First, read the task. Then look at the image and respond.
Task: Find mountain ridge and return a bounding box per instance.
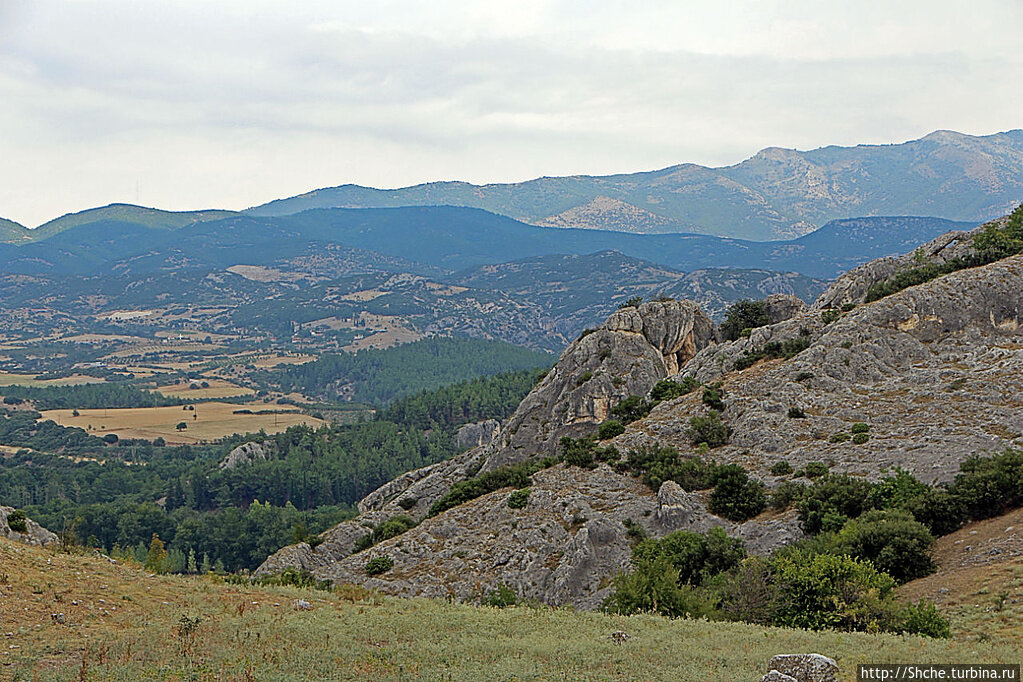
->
[246,129,1023,240]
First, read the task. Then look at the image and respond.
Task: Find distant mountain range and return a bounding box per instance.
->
[0,206,972,279]
[247,129,1023,240]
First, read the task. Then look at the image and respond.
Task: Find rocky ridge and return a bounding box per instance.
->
[256,220,1023,607]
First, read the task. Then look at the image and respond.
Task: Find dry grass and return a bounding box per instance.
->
[899,509,1023,647]
[40,402,324,444]
[155,379,254,400]
[1,537,1019,681]
[0,373,106,388]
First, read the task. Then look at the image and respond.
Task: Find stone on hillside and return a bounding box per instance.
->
[763,294,807,324]
[219,441,277,470]
[0,506,58,547]
[761,672,799,682]
[766,654,838,682]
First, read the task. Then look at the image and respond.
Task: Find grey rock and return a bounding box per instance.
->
[219,441,277,470]
[454,419,501,451]
[0,506,58,547]
[762,672,799,682]
[767,654,839,682]
[764,294,808,324]
[292,599,312,611]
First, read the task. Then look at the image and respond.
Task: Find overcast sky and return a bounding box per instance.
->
[1,0,1021,227]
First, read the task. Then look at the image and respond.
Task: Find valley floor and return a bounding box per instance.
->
[1,538,1019,681]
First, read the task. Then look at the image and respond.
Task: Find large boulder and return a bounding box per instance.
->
[1,506,58,547]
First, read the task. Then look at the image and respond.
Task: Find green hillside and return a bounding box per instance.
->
[0,216,30,243]
[30,203,236,240]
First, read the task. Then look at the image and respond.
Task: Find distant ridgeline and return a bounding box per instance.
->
[0,205,976,279]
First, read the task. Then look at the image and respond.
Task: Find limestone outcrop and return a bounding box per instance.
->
[1,506,58,547]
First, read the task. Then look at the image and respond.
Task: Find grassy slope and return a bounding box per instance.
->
[898,507,1023,646]
[1,538,1018,681]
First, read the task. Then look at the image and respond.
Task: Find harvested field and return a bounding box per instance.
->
[41,402,323,444]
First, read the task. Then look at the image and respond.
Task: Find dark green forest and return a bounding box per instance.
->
[0,368,540,572]
[259,336,552,405]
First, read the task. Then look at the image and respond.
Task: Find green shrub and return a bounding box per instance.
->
[610,396,651,424]
[721,300,770,341]
[829,431,850,443]
[597,420,625,440]
[770,461,794,476]
[687,412,732,448]
[898,600,951,638]
[507,488,530,509]
[821,309,841,325]
[786,407,806,419]
[619,296,643,309]
[576,371,593,386]
[733,332,812,371]
[624,446,717,491]
[946,449,1023,520]
[769,552,897,632]
[650,376,699,404]
[770,481,808,510]
[831,509,936,583]
[428,457,558,517]
[364,556,394,575]
[701,383,726,411]
[396,497,418,511]
[794,372,814,382]
[852,432,869,445]
[709,465,766,522]
[803,462,829,479]
[7,509,28,533]
[483,583,517,607]
[851,422,870,434]
[352,515,419,553]
[797,474,876,534]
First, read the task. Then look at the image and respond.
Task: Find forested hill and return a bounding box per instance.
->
[0,207,974,279]
[257,337,553,405]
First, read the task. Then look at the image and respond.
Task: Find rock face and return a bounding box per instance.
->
[1,506,58,547]
[351,299,717,518]
[620,253,1023,485]
[454,419,501,451]
[764,294,808,324]
[256,242,1023,609]
[220,441,277,470]
[812,220,997,310]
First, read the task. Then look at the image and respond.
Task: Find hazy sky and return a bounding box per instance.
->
[2,0,1021,227]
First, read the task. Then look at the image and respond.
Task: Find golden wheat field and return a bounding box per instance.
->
[40,402,324,444]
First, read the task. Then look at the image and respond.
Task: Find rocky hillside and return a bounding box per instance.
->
[249,129,1023,240]
[255,213,1023,607]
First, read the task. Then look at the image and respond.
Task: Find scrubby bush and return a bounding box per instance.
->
[507,489,530,509]
[770,481,808,510]
[829,431,850,443]
[852,432,869,445]
[701,383,726,411]
[687,412,732,448]
[831,509,936,583]
[364,555,394,575]
[803,462,829,479]
[770,461,794,476]
[851,422,870,434]
[483,583,517,607]
[721,299,770,341]
[650,376,699,404]
[610,396,651,424]
[624,446,717,491]
[6,509,27,533]
[947,450,1023,520]
[597,419,625,440]
[709,465,766,522]
[797,474,876,534]
[787,407,806,419]
[353,515,419,553]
